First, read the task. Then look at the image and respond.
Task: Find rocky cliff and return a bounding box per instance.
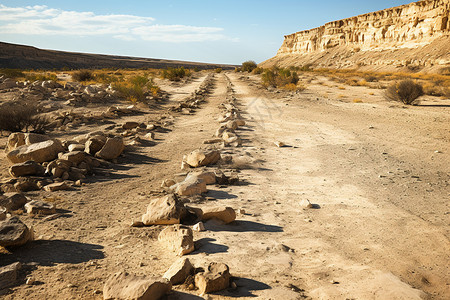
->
[261,0,450,73]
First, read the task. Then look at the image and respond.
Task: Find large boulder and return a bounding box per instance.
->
[183,149,221,168]
[95,137,124,160]
[158,225,194,256]
[103,272,171,300]
[0,193,28,212]
[9,161,45,177]
[194,263,231,294]
[7,140,64,163]
[141,194,186,226]
[5,132,51,153]
[186,171,216,185]
[202,207,236,224]
[172,177,207,197]
[0,217,32,247]
[163,258,194,285]
[85,137,105,155]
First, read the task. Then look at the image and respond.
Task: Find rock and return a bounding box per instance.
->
[141,194,186,226]
[96,137,124,160]
[0,262,21,290]
[158,225,195,256]
[183,149,221,168]
[236,119,246,126]
[5,133,51,152]
[43,182,69,192]
[122,122,140,130]
[203,138,223,144]
[225,120,238,130]
[0,217,32,247]
[0,78,17,89]
[163,258,194,285]
[202,207,236,224]
[9,161,45,177]
[143,132,155,140]
[161,179,176,188]
[0,192,28,211]
[186,171,216,185]
[24,200,56,215]
[0,207,5,221]
[7,140,64,164]
[193,222,205,232]
[14,179,39,192]
[194,263,231,294]
[274,141,285,147]
[85,137,105,155]
[68,143,85,152]
[103,271,171,300]
[58,151,86,165]
[173,177,207,197]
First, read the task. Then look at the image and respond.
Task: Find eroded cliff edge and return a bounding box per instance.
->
[261,0,450,73]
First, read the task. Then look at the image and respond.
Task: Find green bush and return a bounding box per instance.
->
[242,61,257,73]
[0,101,49,133]
[72,70,94,82]
[161,67,191,81]
[385,80,424,105]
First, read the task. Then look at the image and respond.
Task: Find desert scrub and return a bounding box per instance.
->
[252,67,264,75]
[25,72,58,82]
[0,68,25,79]
[385,80,424,105]
[112,75,160,103]
[261,68,299,88]
[241,61,257,73]
[72,70,94,82]
[214,68,223,73]
[0,101,49,133]
[161,67,191,81]
[283,83,307,92]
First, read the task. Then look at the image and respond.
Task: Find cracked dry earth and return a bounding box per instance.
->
[1,72,449,299]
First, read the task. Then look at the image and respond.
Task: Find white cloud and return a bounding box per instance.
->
[0,4,234,42]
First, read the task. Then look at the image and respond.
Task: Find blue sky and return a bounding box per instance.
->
[0,1,413,64]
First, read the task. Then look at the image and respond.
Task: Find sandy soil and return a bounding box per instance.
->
[0,71,449,299]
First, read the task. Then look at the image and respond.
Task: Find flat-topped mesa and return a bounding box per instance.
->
[278,0,450,55]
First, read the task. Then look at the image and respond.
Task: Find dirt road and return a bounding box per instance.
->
[1,72,449,299]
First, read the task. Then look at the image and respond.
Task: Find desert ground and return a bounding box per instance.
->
[0,70,449,300]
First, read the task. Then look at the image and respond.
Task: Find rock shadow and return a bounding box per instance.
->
[206,190,238,200]
[213,277,271,297]
[166,291,204,299]
[193,238,228,254]
[205,220,283,233]
[1,240,104,267]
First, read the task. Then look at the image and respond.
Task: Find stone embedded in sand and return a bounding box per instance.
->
[7,140,64,164]
[0,192,28,212]
[194,262,231,294]
[68,143,85,152]
[161,179,176,188]
[24,200,56,215]
[122,122,140,130]
[173,177,207,197]
[85,138,105,155]
[9,161,45,177]
[203,138,223,144]
[225,120,238,130]
[202,207,236,224]
[163,258,194,285]
[0,217,32,247]
[236,119,246,126]
[95,137,125,160]
[183,149,221,168]
[5,132,51,153]
[103,272,171,300]
[43,182,69,192]
[0,262,21,290]
[274,141,285,148]
[141,194,186,226]
[158,224,195,256]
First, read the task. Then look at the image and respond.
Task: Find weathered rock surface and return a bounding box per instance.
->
[0,262,21,290]
[5,133,51,152]
[9,161,45,177]
[103,271,171,300]
[0,217,32,247]
[141,194,186,226]
[194,263,231,294]
[158,225,194,256]
[58,151,86,165]
[183,149,221,168]
[202,207,236,224]
[24,200,56,215]
[96,137,124,160]
[173,177,207,197]
[186,171,216,185]
[7,140,64,164]
[85,138,105,155]
[163,258,194,285]
[43,182,69,192]
[0,207,6,221]
[0,192,28,211]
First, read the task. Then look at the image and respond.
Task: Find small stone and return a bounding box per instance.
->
[141,194,186,226]
[43,182,69,192]
[0,192,28,212]
[131,221,144,227]
[9,161,45,177]
[202,207,236,224]
[95,137,125,160]
[24,200,56,215]
[193,222,205,232]
[161,179,176,188]
[194,262,231,294]
[163,258,194,285]
[0,262,21,290]
[274,141,285,147]
[237,209,246,215]
[183,149,221,168]
[25,277,35,285]
[122,122,140,130]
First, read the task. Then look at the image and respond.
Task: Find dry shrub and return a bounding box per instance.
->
[385,80,424,105]
[261,68,299,88]
[25,72,58,82]
[72,70,94,82]
[161,67,191,81]
[214,68,223,73]
[252,67,264,75]
[0,68,25,79]
[353,99,363,103]
[112,75,160,103]
[283,83,306,92]
[0,101,49,133]
[241,61,257,73]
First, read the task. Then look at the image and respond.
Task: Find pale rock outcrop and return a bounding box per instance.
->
[163,258,194,285]
[158,225,195,256]
[141,194,186,226]
[202,207,236,224]
[24,200,56,215]
[7,140,64,164]
[103,272,171,300]
[5,133,51,152]
[183,149,221,168]
[194,263,231,294]
[9,161,45,177]
[95,137,124,160]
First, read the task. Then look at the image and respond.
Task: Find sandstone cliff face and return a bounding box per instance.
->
[263,0,450,72]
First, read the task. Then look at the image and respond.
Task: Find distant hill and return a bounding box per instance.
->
[0,41,237,70]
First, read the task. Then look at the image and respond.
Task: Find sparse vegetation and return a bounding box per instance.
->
[0,101,49,133]
[215,68,223,73]
[161,67,191,81]
[72,70,94,82]
[241,61,257,73]
[0,68,25,79]
[112,74,160,103]
[252,67,264,75]
[261,67,304,91]
[25,72,58,82]
[385,80,424,105]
